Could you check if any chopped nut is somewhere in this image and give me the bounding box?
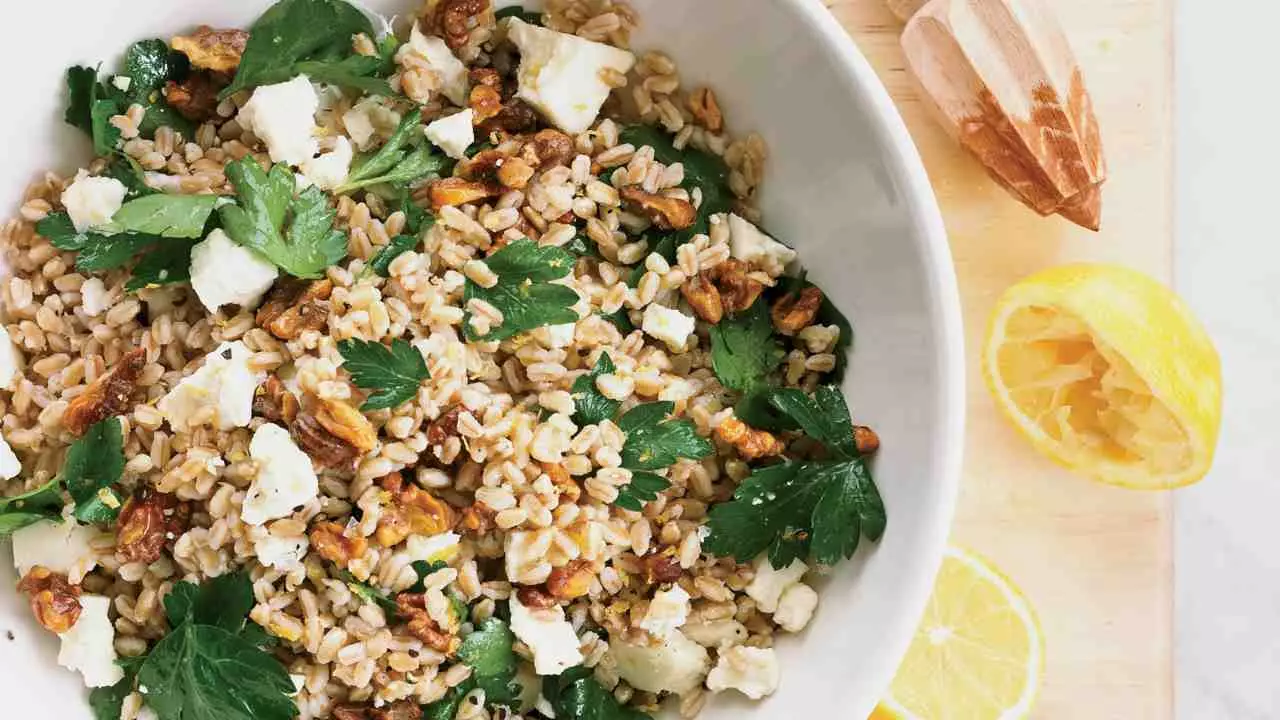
[457,149,506,181]
[256,279,333,341]
[62,347,145,436]
[17,566,82,634]
[853,425,880,455]
[771,286,823,335]
[469,84,504,126]
[292,412,360,469]
[641,552,683,584]
[427,405,463,446]
[543,462,581,504]
[171,26,250,73]
[707,259,764,313]
[470,67,503,90]
[478,98,539,135]
[530,129,574,168]
[515,586,557,609]
[332,705,371,720]
[253,375,299,425]
[458,502,495,535]
[314,397,377,454]
[396,592,460,654]
[680,274,724,324]
[310,521,369,569]
[427,177,502,210]
[619,186,696,231]
[546,559,595,600]
[375,472,457,546]
[687,87,724,133]
[425,0,490,50]
[715,417,786,461]
[496,157,535,190]
[116,488,191,565]
[163,73,224,123]
[372,703,422,720]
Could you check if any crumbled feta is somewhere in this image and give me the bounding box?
[774,582,819,633]
[706,646,780,699]
[0,325,18,390]
[537,323,576,349]
[239,76,320,167]
[424,109,476,160]
[681,619,749,648]
[57,595,123,688]
[509,594,583,675]
[506,18,637,135]
[158,341,263,432]
[61,172,127,233]
[725,213,797,271]
[11,519,100,583]
[111,76,132,92]
[398,24,471,106]
[189,228,279,313]
[639,585,690,639]
[289,673,307,697]
[0,434,20,480]
[253,533,309,573]
[642,304,696,351]
[611,631,710,696]
[300,136,354,191]
[242,424,319,526]
[745,556,807,613]
[342,98,403,151]
[79,277,110,317]
[406,532,462,565]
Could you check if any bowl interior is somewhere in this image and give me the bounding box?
[0,0,963,717]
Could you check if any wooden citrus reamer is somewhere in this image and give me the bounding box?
[888,0,1106,230]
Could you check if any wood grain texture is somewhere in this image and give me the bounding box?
[824,0,1173,717]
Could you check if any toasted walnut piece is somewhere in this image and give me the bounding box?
[470,84,504,126]
[680,274,724,324]
[470,67,502,90]
[116,488,191,565]
[496,157,535,190]
[254,375,299,425]
[425,0,490,50]
[530,129,574,168]
[457,149,506,181]
[771,286,824,335]
[310,521,369,569]
[332,705,371,720]
[427,406,463,446]
[163,73,223,123]
[396,592,461,653]
[716,417,786,461]
[314,398,377,453]
[641,552,683,584]
[542,462,581,504]
[458,502,495,535]
[17,567,82,634]
[619,186,697,231]
[707,259,764,313]
[547,559,595,600]
[371,703,422,720]
[256,279,333,341]
[687,87,724,133]
[293,413,360,469]
[171,26,250,73]
[428,177,503,210]
[853,425,880,455]
[479,98,540,135]
[515,586,557,609]
[375,472,457,546]
[62,347,145,436]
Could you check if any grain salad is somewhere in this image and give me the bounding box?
[0,1,887,719]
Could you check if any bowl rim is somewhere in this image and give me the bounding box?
[789,0,966,703]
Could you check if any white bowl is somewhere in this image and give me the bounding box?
[0,0,963,717]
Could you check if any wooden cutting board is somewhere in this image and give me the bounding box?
[825,0,1174,717]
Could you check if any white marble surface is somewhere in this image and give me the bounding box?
[1175,1,1280,718]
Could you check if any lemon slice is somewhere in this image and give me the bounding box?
[983,264,1222,489]
[876,547,1043,720]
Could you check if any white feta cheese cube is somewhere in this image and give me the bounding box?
[706,646,780,699]
[0,325,19,391]
[342,98,403,151]
[725,213,797,271]
[509,594,583,675]
[0,434,21,480]
[241,424,319,526]
[681,619,749,649]
[300,136,354,191]
[642,304,696,351]
[398,24,471,106]
[239,75,320,167]
[111,76,132,92]
[79,277,110,317]
[57,595,123,688]
[639,584,690,639]
[61,172,127,233]
[158,341,264,432]
[611,630,710,696]
[406,532,462,565]
[11,519,100,584]
[506,18,637,135]
[745,556,807,613]
[774,582,819,633]
[424,110,476,160]
[253,532,309,573]
[189,228,279,313]
[537,322,576,349]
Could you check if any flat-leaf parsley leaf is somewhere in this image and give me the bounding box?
[337,338,430,411]
[63,417,126,524]
[543,666,651,720]
[571,352,621,426]
[613,401,712,510]
[423,617,521,719]
[463,239,579,342]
